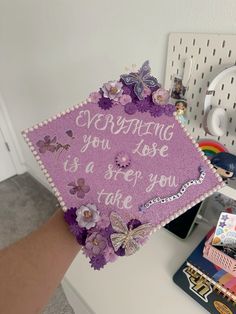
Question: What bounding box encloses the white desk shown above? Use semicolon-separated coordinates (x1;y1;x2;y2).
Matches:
64;223;211;314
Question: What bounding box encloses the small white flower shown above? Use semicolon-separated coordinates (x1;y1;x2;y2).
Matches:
76;204;100;230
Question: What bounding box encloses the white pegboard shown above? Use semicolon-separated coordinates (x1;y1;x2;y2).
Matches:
164;33;236;155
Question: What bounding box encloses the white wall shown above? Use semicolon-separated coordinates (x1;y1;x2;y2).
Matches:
1;0;236;184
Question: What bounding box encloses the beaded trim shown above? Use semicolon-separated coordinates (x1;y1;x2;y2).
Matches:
22;101;224;228
22;99;91;211
139;167;206;212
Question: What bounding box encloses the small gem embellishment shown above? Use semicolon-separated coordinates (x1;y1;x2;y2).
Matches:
115;152;131;168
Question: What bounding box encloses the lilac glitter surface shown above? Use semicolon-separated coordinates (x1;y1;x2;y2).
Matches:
26;96;222;235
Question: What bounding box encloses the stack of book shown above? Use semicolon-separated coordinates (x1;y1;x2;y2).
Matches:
173;229;236;313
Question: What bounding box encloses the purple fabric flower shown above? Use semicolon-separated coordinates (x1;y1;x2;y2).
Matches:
164;104;176;116
76;204;100;229
85;232;107;255
68;223;88;246
127;219;142;229
90;254;107;270
122;85;132;95
136;99;151;112
69;223;82;236
120;81;137;101
115;247;126;256
100;224;114;247
149;104;164;117
89;91;102;103
98;97;113;110
36;136;57;154
104;246;118;263
142;86;152;98
64;207;77;225
101;81;123;101
76;228;88;246
124;102;137;115
96;215;110;229
119;94;132;106
68;178;90;199
152;88;170;105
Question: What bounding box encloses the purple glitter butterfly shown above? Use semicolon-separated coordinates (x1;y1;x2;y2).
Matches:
120;61;159;100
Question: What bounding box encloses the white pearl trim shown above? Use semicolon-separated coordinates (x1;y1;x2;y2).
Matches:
21;100;88;212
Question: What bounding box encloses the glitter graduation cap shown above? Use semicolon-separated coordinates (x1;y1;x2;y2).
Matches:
22;61;224;270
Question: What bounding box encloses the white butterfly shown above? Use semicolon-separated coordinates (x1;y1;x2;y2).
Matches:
110;212;153;256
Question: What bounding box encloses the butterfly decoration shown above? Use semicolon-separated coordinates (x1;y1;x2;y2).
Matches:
120;60;160;100
110;212;153;256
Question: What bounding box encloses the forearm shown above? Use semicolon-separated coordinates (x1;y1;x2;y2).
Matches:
0;210;81;314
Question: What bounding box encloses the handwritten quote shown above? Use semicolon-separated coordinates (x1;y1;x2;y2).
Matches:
63;109;178;210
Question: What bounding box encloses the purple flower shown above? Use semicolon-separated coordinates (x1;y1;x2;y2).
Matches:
68;223;88;246
89;91;102;103
164;104;176;116
115;247;126;256
100;224;114;247
69;223;82;236
149;104;164;117
68;178;90;199
142;86;152;98
136;99;151;113
101;81;123;101
85;232;107;255
76;228;88;246
76;204;100;229
121;81;137;101
124;102;137;115
98;97;113;110
127;219;142;229
152;88;170;105
90;254;107;270
104;246;118;263
96;215;110;229
119;94;132;106
36;135;57;154
122;85;132;95
64;207;77;225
